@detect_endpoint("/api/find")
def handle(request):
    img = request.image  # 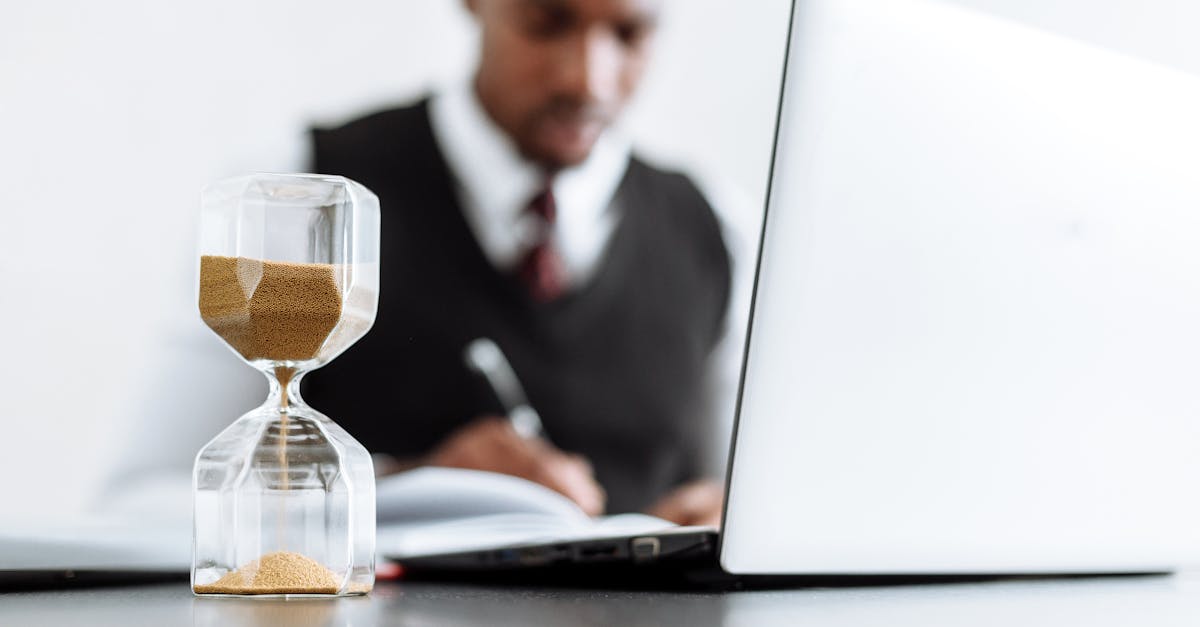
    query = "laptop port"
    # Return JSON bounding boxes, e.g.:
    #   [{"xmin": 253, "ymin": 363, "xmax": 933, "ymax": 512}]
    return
[
  {"xmin": 630, "ymin": 537, "xmax": 661, "ymax": 562},
  {"xmin": 577, "ymin": 544, "xmax": 619, "ymax": 560},
  {"xmin": 547, "ymin": 544, "xmax": 572, "ymax": 561}
]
